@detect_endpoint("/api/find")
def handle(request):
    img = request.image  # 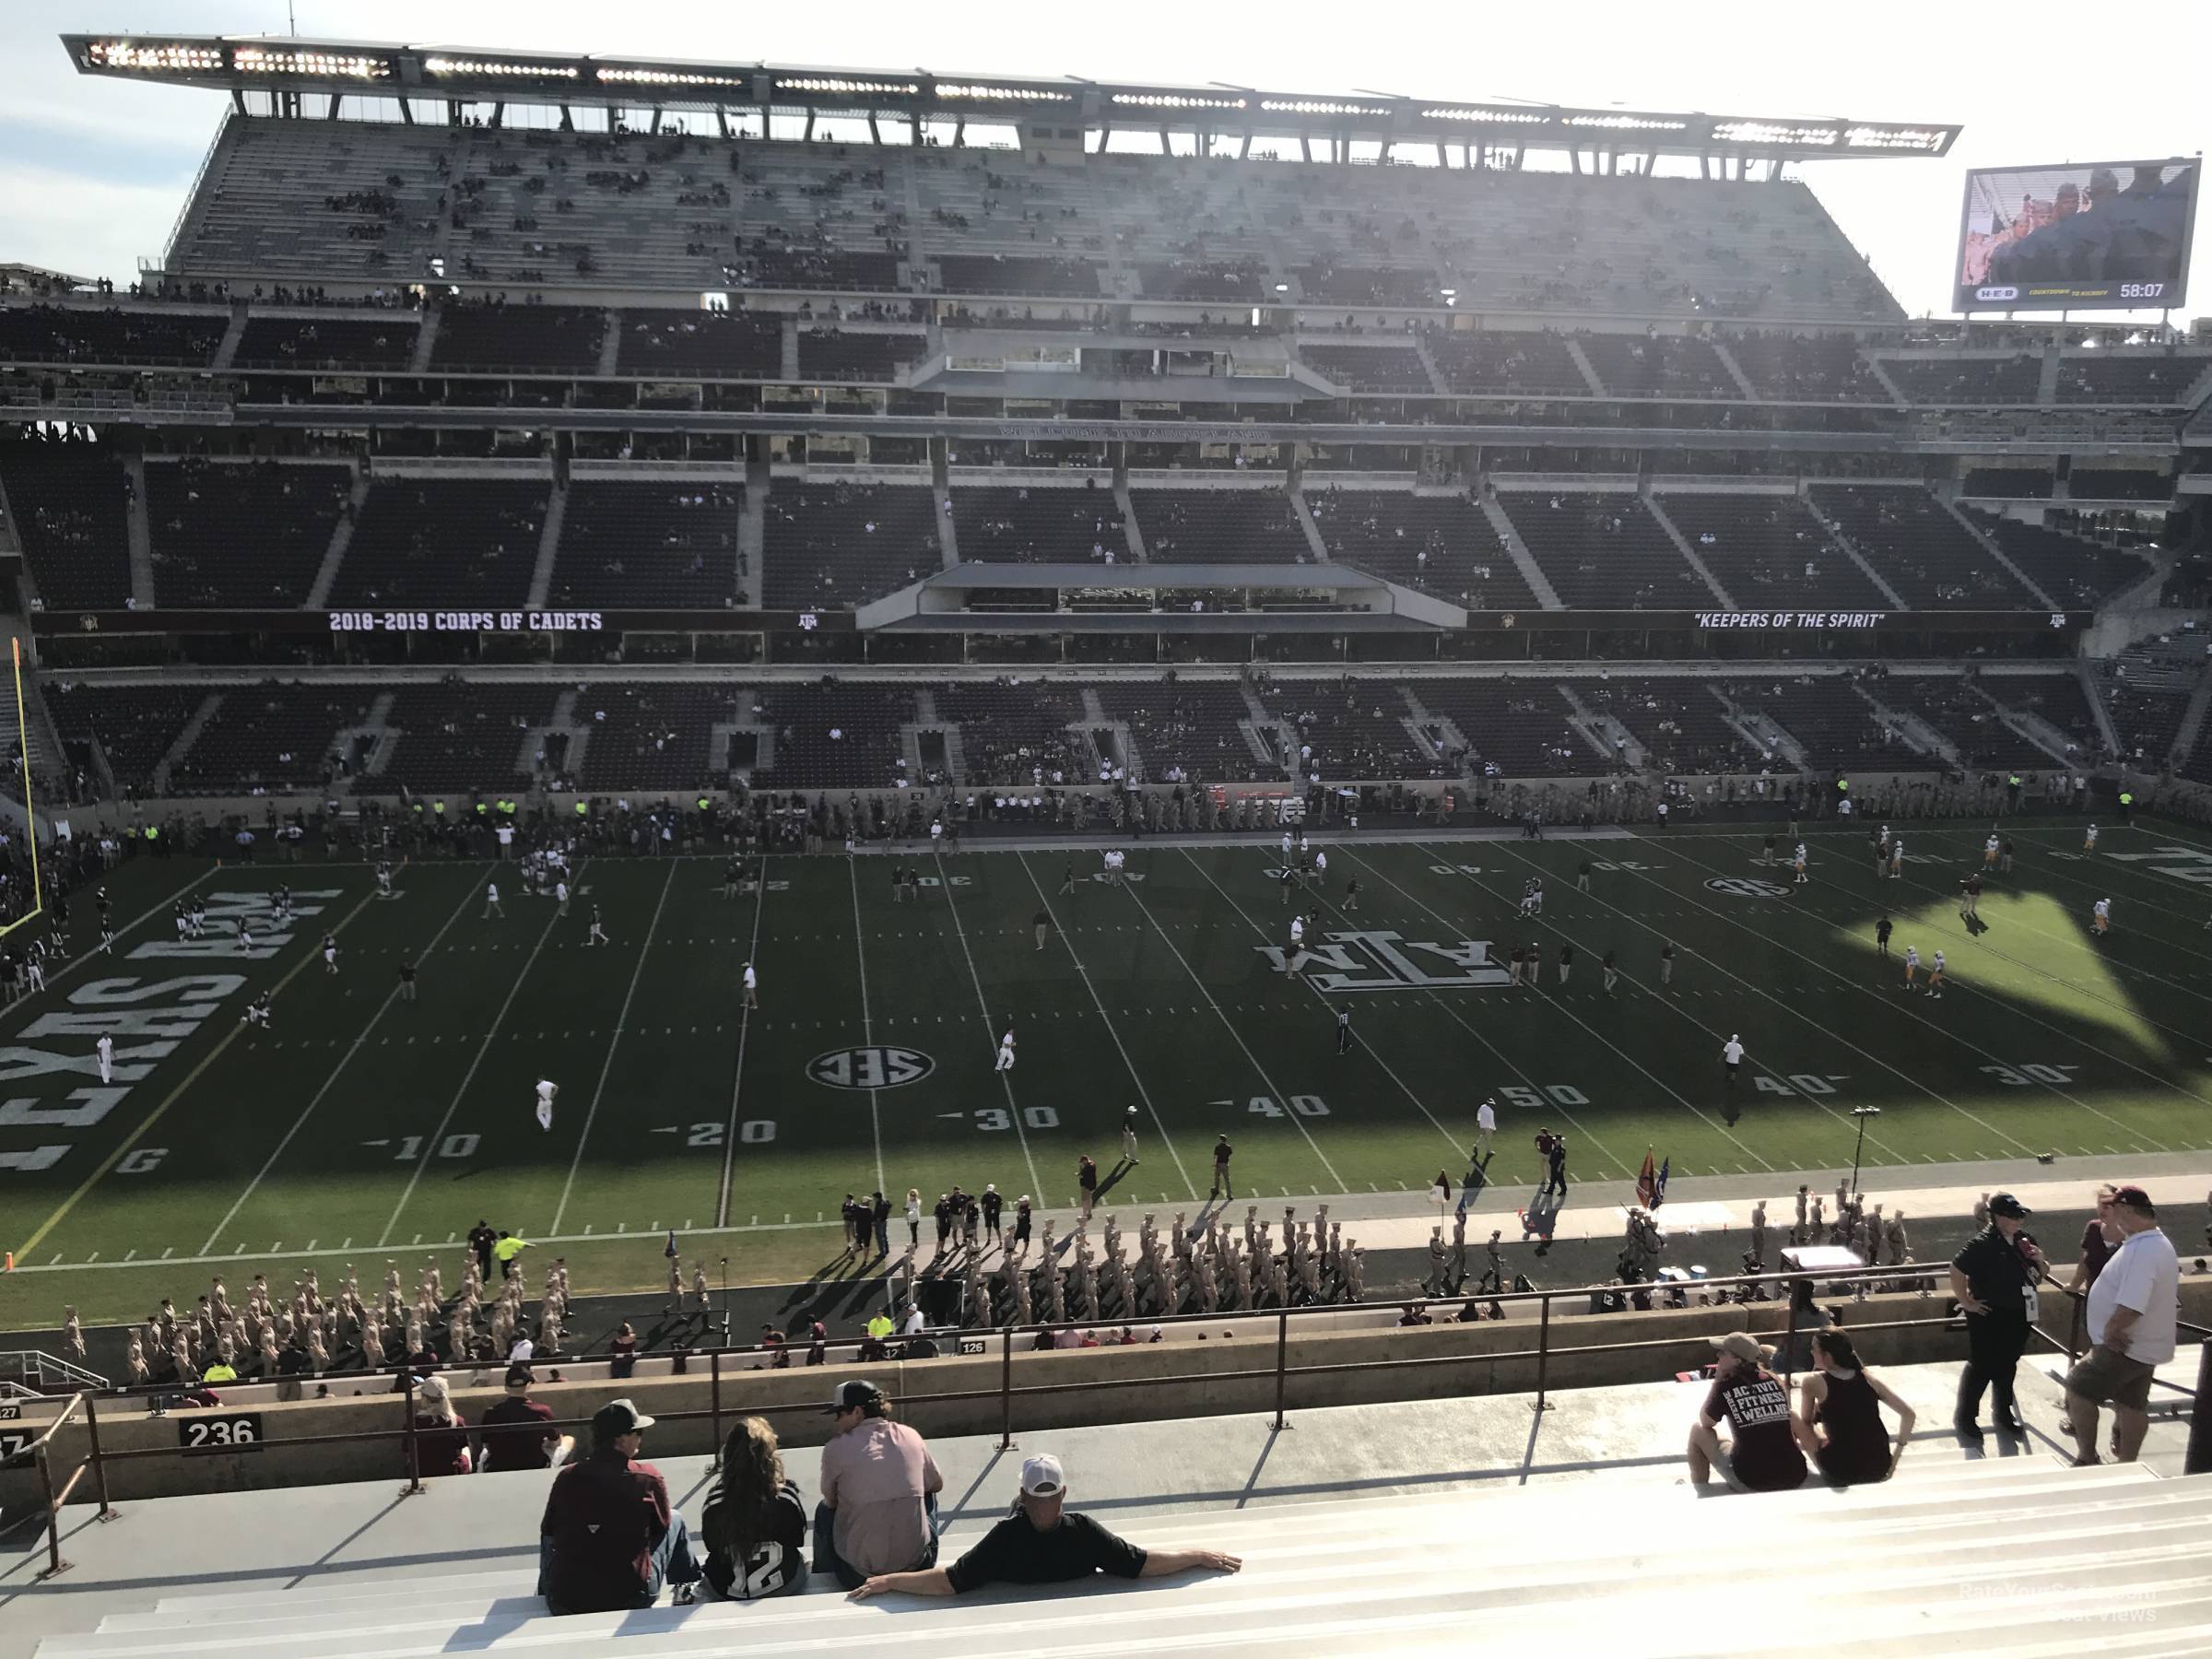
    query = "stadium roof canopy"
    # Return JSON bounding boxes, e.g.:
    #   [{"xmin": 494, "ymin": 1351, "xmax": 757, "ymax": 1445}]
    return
[{"xmin": 62, "ymin": 35, "xmax": 1958, "ymax": 166}]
